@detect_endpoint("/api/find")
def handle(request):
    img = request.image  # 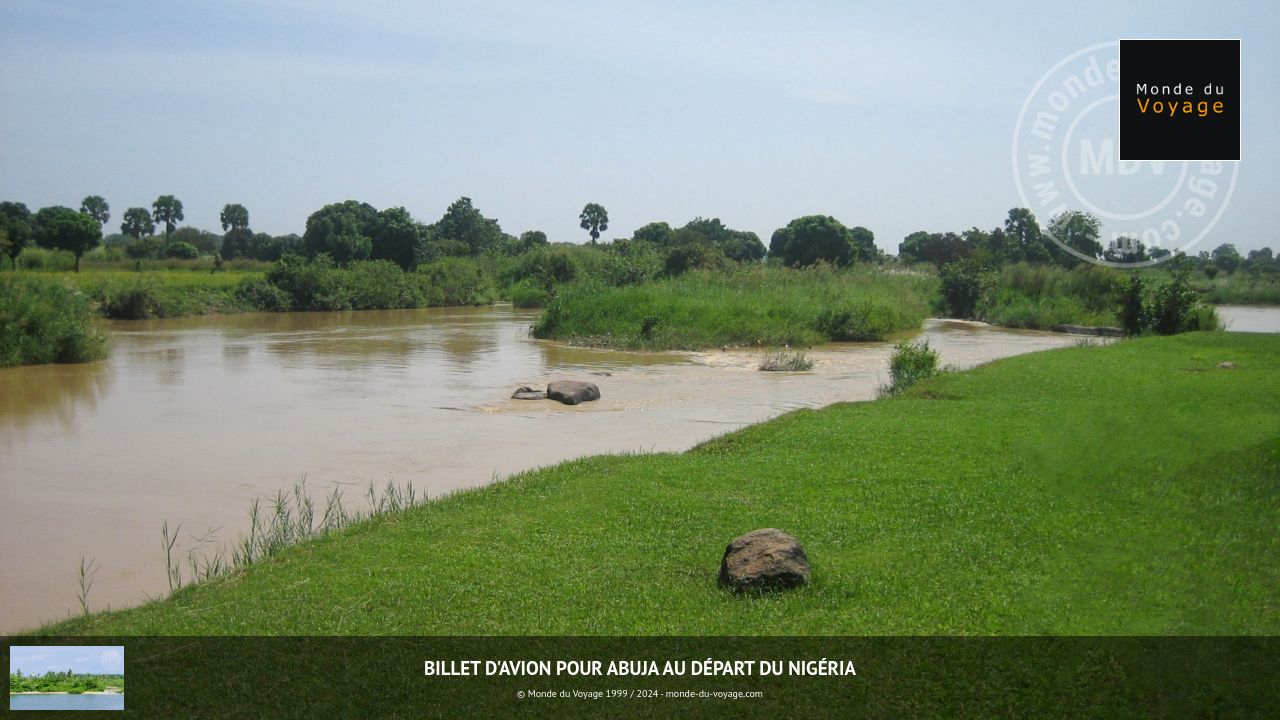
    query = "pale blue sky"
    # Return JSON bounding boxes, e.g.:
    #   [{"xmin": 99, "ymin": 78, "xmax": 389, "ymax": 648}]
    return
[
  {"xmin": 1, "ymin": 1, "xmax": 1276, "ymax": 251},
  {"xmin": 9, "ymin": 645, "xmax": 124, "ymax": 675}
]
